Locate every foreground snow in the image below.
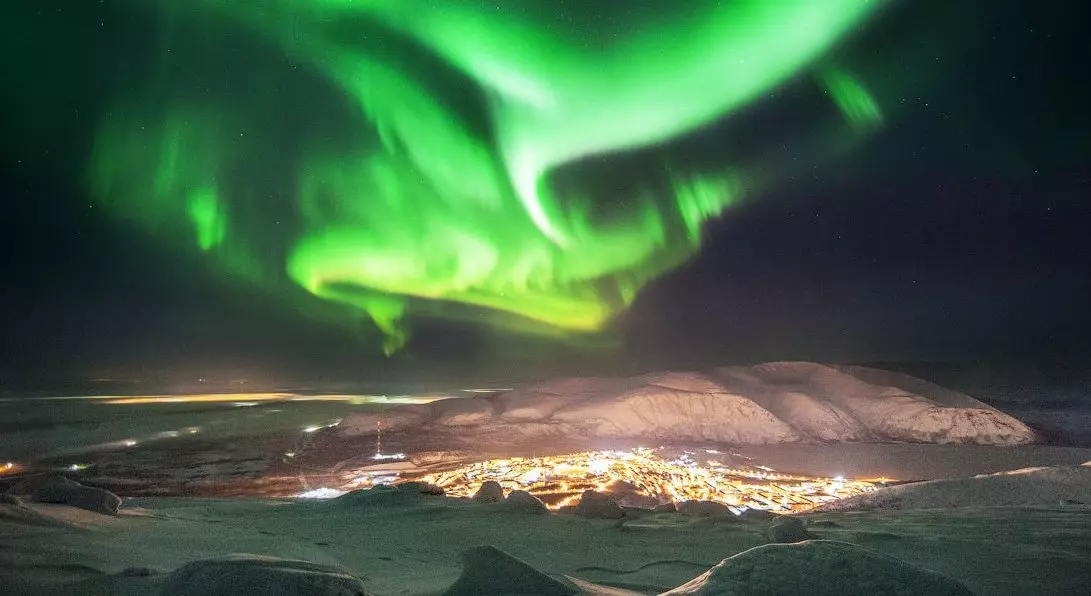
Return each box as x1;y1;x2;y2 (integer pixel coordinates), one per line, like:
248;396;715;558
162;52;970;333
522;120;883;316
3;471;1090;595
340;362;1036;446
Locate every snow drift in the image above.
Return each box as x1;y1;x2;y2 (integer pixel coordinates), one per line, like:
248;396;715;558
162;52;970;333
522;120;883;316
340;362;1036;446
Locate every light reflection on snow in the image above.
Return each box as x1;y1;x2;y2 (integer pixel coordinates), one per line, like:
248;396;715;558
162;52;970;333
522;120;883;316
296;487;348;499
301;419;343;434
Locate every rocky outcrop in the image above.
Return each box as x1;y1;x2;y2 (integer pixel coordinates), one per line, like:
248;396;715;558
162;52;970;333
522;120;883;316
738;508;775;522
574;491;625;519
472;481;505;503
766;517;813;543
676;500;736;518
602;480;661;508
8;475;122;515
331;484;421;507
444;546;574;596
495;490;549;514
164;554;369;596
396;481;445;496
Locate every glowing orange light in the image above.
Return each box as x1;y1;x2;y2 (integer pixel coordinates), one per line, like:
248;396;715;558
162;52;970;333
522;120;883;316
102;393;297;405
100;393;444;405
401;448;884;513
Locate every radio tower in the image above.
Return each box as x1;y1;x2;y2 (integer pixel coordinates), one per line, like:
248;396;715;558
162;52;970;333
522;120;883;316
375;419;382;459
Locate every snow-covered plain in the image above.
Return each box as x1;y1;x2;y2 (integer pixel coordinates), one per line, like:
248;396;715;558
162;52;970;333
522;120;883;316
3;473;1091;595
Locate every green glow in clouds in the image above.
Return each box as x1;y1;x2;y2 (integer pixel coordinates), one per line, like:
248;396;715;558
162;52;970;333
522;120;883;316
91;1;882;353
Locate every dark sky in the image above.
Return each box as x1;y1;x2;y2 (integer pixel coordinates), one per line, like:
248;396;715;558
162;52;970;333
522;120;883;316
1;0;1089;387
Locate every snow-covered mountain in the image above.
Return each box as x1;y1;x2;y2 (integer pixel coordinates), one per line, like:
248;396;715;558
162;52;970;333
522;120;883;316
340;362;1037;445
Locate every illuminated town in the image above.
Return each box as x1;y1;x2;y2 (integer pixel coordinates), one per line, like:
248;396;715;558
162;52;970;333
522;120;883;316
327;448;889;513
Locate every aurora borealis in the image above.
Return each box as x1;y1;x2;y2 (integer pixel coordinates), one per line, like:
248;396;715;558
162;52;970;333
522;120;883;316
87;0;883;353
5;0;1088;380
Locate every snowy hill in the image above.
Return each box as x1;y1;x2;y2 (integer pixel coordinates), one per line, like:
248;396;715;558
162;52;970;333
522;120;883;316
340;362;1037;446
816;461;1091;511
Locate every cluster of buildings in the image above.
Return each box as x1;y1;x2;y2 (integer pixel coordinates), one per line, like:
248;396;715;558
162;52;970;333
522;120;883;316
410;447;883;512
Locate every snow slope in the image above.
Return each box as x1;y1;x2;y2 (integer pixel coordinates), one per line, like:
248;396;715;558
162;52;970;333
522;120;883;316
339;362;1036;446
816;461;1091;511
661;540;975;596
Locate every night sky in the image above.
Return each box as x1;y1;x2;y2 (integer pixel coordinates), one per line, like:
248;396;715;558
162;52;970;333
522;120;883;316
2;0;1088;387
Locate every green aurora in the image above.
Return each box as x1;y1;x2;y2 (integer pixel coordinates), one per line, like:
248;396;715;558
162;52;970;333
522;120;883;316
90;1;884;354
